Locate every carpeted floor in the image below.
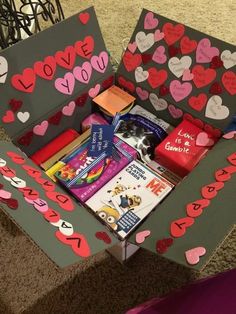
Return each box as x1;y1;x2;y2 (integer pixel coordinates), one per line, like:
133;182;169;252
0;1;236;313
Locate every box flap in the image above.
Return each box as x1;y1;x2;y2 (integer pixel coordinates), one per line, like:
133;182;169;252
128;138;236;270
117;8;236;131
0;141;118;268
0;6;113;148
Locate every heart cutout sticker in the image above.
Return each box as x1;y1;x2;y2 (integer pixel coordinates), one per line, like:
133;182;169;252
33;120;48;136
215;166;236;182
201;181;224;199
186;199;210;218
149;93;168;111
34;56;56;80
95;231;112;244
205;96;229;120
168;104;183;119
222;71;236;96
144;12;158;29
11;68;36;93
170;80;192;102
170;217;194;238
88;84;101;98
152;46;167;64
192;65;216;88
223;131;236;139
54;72;75;95
79;12;90;25
196;132;215;147
147;68;167;89
17;112;30;123
135;31;154;53
9;99;23;112
75;36;94;60
136;87;149;100
123;51;142;72
156;238;173;254
135;230;151;244
196;38;219;63
55;46;76;70
188;94;207;112
162;23;185;45
2;110;15;124
185;247;206;265
62;101;76;116
180;36;197;54
221;50;236;69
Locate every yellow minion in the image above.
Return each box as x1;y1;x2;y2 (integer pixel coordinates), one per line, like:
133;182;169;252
96;205;121;230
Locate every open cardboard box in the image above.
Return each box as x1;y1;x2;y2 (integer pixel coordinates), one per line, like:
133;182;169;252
0;6;235;270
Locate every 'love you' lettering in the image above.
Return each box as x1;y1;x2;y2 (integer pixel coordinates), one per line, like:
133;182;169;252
75;36;94;59
73;62;92;84
54;72;75;95
91;51;109;74
11;68;36;93
34;56;56;80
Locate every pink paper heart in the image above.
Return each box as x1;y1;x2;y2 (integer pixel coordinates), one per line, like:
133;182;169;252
25;197;48;213
128;42;137;53
196;38;219;63
89;84;101;98
0;189;12;199
168;104;183;119
170;80;192;102
136;87;149;100
154;29;165;42
33;120;48;136
152;46;167;64
144;12;158;29
54;72;75;95
196;132;215;147
135;230;151;244
91;51;109;73
223;131;236;139
182;69;194;81
185;247;206;265
73;61;92;84
62;101;76;116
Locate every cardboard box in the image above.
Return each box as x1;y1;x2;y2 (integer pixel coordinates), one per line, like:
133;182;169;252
0;7;235;270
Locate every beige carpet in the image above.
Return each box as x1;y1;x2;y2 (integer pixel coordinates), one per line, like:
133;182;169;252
0;1;236;313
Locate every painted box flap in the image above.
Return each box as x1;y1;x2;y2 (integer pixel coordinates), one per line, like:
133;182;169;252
0;6;113;155
117;8;236;131
128;138;236;270
0;141;118;268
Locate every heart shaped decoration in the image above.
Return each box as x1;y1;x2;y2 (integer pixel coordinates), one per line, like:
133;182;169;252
33;120;48;136
19;187;39;200
127;42;137;53
170;217;194;238
135;230;151;244
196;132;215;147
89;84;101;98
17;131;33;146
168;104;183;119
186;199;210;218
168;56;192;78
25;197;48;213
192;65;216;88
147;68;168;89
201;181;224;199
58;220;74;236
79;12;90;24
55;46;76;70
0;166;16;178
136;87;149;100
209;82;223;95
7;152;25;164
73;61;92;84
0;189;12;199
170;80;192;102
222;71;236;96
215;166;236;182
44;209;60;223
11;68;36;93
168;45;180;57
185;247;206;265
74;36;94;60
118;76;135;93
0;56;8;83
17;111;30;123
180;36;197;54
9;99;23;112
55;72;75;95
162;23;185;45
144;12;158;29
156;238;173;254
48;111;62;125
46;191;74;211
95;231;112;244
135;66;149;82
91;51;109;74
141;53;152;65
182;69;194;81
228;152;236;165
196;38;219;63
149;93;168;111
135;31;155;53
210;56;223;69
4;176;26;188
34;56;56;80
221;50;236;69
2;110;15;124
205;96;229;120
123;51;142;72
223;131;236;139
154;29;165;42
152;46;167;64
188;93;207;112
62;101;76;116
35;177;55;192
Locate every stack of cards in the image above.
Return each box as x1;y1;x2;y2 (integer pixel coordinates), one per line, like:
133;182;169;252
86;160;173;239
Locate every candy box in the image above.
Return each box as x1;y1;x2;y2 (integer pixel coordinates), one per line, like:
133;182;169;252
155;120;216;177
0;6;236;271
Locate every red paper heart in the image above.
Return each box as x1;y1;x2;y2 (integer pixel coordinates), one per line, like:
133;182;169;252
188;93;207;111
48;111;62;125
180;36;197;54
17;131;34;146
162;23;185;45
9;99;23;112
102;75;114;89
46;191;74;211
18;187;39;200
123;51;142;72
118;76;135;93
209;82;223;95
7;152;26;165
2;110;15;123
186;199;210;218
95;231;112;244
210;56;223;69
204;124;221;138
55;46;76;70
192;65;216;88
6;198;18;209
75;93;88;107
74;36;94;60
56;230;91;257
11;68;36;93
215;166;236;182
79;12;90;24
159;84;169;96
156;238;174;254
170;217;194;238
34;56;56;80
22;165;41;178
0;166;16;178
227;152;236;166
141;53;152;64
44;208;60;223
168;45;180;57
222;71;236;95
147;68;168;89
35;177;55;192
201;181;224;199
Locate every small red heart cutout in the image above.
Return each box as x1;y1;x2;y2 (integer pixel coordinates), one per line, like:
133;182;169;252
148;68;168;89
159;84;169;96
123;51;142;72
227;152;236;166
17;131;34;146
48;111;62;125
11;68;36;93
209;81;223;95
7;151;26;164
34;56;56;80
95;231;112;244
215;165;236;182
9;99;23;112
156;238;174;254
55;46;76;70
18;187;39;200
75;93;88;107
210;56;223;69
188;93;207;112
118;76;135;93
170;217;194;238
22;165;41;178
2;110;15;124
201;181;224;199
79;12;90;25
168;45;180;57
180;36;197;54
186;199;210;218
141;53;152;65
6;198;18;209
74;36;94;60
102;75;114;89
